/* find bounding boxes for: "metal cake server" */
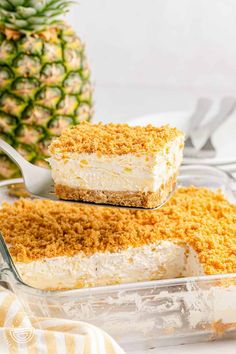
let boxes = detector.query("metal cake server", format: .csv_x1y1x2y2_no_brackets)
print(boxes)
191,96,236,159
184,97,213,158
0,139,173,210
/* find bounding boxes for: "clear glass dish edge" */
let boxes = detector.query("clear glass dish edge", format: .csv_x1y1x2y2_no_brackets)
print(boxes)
0,165,236,351
0,164,236,296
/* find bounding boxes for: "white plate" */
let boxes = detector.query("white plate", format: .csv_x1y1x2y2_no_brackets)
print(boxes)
129,111,236,165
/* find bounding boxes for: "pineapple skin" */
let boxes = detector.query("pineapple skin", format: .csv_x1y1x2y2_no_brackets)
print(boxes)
0,22,93,179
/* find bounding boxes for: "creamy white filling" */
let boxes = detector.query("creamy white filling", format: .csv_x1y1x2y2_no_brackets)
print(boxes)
48,136,184,192
15,241,203,290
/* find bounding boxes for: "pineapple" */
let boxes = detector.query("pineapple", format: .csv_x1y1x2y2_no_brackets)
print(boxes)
0,0,93,179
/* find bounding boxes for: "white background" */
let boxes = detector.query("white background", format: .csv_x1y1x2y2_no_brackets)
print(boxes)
67,0,236,122
67,1,236,352
69,0,236,90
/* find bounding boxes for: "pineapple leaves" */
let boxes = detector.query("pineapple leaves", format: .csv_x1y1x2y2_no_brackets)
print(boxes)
12,19,29,27
7,0,25,5
0,1,14,11
16,6,37,18
0,0,75,34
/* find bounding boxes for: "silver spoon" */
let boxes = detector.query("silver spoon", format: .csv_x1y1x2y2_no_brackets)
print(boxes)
0,139,173,210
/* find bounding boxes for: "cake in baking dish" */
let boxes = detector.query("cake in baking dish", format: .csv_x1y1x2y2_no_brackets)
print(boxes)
0,187,235,290
48,122,185,208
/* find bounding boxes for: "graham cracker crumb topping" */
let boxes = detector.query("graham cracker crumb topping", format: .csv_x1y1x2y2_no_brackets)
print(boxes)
49,122,184,156
0,187,235,275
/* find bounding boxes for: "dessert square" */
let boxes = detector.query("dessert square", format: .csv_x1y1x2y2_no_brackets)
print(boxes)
48,122,185,208
0,187,235,290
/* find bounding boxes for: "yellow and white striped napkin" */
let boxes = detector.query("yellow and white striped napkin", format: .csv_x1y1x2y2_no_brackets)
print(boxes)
0,286,125,354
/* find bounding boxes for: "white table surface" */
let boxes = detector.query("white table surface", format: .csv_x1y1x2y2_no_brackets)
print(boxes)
94,84,236,353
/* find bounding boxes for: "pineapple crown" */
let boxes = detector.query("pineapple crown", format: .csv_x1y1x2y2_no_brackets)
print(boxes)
0,0,74,34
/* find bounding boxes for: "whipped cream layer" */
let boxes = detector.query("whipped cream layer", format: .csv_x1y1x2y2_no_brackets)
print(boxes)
48,136,184,192
16,241,203,290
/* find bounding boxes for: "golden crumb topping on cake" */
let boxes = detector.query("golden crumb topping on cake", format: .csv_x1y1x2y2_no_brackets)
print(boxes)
0,187,235,275
49,122,184,156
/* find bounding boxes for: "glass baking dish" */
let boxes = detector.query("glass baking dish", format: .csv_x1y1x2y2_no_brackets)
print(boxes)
0,165,236,352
